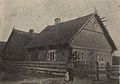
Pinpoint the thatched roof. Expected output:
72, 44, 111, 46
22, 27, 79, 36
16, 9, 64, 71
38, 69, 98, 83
3, 29, 38, 58
26, 13, 117, 52
26, 13, 93, 48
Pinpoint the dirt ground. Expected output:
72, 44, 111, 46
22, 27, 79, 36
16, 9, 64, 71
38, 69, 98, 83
0, 72, 119, 84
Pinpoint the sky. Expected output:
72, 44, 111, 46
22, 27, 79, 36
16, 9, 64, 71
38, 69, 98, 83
0, 0, 120, 55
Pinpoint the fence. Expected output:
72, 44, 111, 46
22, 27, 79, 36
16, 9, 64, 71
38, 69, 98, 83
3, 61, 66, 77
98, 65, 120, 80
74, 61, 119, 80
4, 61, 98, 79
110, 65, 120, 80
3, 61, 120, 80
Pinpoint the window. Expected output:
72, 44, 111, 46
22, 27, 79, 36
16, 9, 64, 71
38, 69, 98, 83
47, 53, 50, 60
74, 51, 77, 54
47, 50, 57, 61
72, 49, 85, 61
72, 50, 78, 60
81, 51, 84, 60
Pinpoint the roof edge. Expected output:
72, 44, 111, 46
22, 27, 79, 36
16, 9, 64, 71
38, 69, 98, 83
94, 13, 117, 52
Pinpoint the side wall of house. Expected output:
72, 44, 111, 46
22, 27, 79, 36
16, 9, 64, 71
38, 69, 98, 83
71, 16, 112, 67
27, 49, 47, 61
28, 48, 69, 62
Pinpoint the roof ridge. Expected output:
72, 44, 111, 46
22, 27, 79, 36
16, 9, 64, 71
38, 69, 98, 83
47, 13, 94, 27
13, 28, 39, 35
13, 28, 29, 33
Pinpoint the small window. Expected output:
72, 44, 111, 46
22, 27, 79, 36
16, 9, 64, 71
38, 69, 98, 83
47, 50, 57, 61
75, 51, 77, 55
52, 52, 54, 55
73, 50, 77, 60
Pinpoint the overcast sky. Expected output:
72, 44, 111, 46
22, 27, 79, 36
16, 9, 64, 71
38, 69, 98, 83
0, 0, 120, 54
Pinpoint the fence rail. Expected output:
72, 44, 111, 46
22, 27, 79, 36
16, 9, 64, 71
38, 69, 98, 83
3, 61, 120, 79
3, 61, 66, 77
110, 65, 120, 80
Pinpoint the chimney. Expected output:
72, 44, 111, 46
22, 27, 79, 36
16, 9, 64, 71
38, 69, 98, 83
55, 18, 61, 25
29, 29, 34, 35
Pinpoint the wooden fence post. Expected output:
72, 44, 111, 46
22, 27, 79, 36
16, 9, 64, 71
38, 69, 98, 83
96, 61, 99, 80
106, 62, 110, 79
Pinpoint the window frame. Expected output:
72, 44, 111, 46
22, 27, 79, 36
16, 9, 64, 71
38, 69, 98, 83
47, 50, 57, 61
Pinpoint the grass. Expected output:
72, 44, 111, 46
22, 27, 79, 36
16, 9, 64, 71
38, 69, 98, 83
0, 71, 119, 84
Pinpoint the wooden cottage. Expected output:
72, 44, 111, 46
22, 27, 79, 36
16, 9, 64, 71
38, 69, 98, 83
3, 29, 38, 61
26, 12, 117, 68
2, 12, 117, 78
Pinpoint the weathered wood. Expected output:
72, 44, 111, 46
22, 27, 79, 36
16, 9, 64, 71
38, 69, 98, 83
4, 61, 66, 77
5, 60, 66, 65
110, 65, 120, 80
7, 63, 65, 69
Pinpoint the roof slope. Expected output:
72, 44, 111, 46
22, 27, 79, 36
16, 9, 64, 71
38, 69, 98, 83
4, 29, 38, 54
12, 29, 38, 47
26, 13, 117, 52
26, 13, 93, 48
